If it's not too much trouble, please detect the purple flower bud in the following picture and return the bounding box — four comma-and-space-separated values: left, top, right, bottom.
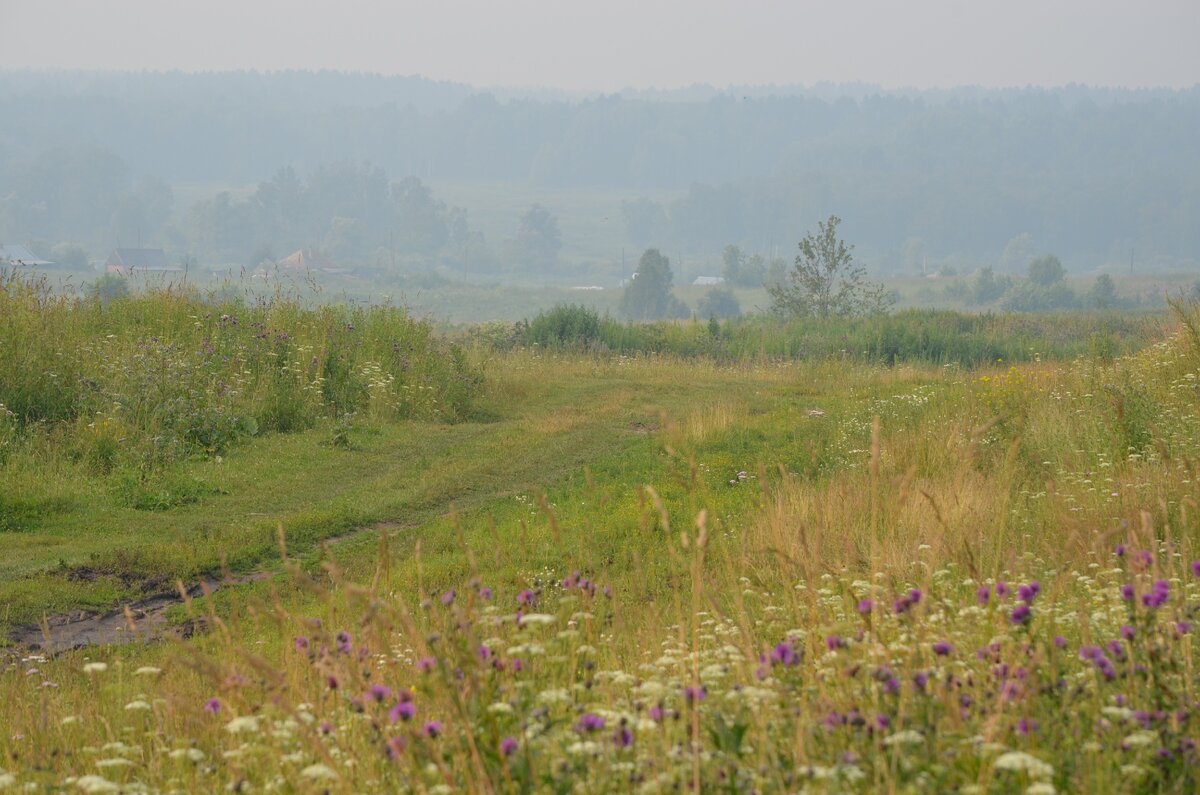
1121, 584, 1135, 601
368, 684, 392, 703
1191, 560, 1200, 578
294, 636, 309, 651
501, 736, 519, 756
649, 704, 665, 722
204, 698, 221, 714
576, 713, 606, 733
976, 586, 990, 604
612, 727, 634, 748
517, 589, 535, 605
1010, 604, 1031, 625
684, 685, 707, 704
857, 598, 874, 614
336, 631, 352, 653
825, 635, 845, 652
424, 721, 442, 738
908, 588, 923, 604
932, 641, 954, 656
1115, 544, 1126, 556
478, 587, 493, 600
441, 590, 456, 606
389, 700, 416, 723
1054, 636, 1067, 648
996, 582, 1010, 599
416, 656, 436, 673
386, 735, 406, 758
1121, 625, 1135, 640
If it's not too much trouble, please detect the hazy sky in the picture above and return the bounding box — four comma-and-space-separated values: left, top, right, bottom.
1, 0, 1197, 91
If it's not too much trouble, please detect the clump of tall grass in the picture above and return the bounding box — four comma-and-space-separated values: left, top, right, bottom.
0, 269, 481, 476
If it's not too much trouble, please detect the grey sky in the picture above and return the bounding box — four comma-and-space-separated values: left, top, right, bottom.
1, 0, 1197, 91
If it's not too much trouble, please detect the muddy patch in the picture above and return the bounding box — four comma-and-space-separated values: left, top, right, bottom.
10, 571, 271, 654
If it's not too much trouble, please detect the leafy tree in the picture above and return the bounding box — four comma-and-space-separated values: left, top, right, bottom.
768, 216, 892, 319
697, 287, 741, 319
512, 204, 562, 271
1087, 273, 1118, 309
50, 242, 89, 269
971, 266, 1012, 304
1028, 255, 1065, 287
619, 248, 687, 320
721, 245, 767, 287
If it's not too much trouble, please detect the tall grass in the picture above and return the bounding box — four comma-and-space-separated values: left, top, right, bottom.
508, 304, 1165, 367
0, 269, 481, 526
2, 305, 1198, 792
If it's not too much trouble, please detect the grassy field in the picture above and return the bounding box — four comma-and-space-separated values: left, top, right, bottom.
2, 274, 1200, 792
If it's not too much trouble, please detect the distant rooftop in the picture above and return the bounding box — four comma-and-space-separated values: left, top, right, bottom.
0, 244, 53, 266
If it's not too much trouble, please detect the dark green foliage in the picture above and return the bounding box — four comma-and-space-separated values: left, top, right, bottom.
619, 249, 689, 321
1028, 255, 1066, 287
525, 304, 603, 348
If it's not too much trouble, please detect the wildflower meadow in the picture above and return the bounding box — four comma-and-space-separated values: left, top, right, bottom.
2, 271, 1199, 793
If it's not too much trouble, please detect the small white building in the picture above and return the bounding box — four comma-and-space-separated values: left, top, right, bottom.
692, 276, 726, 286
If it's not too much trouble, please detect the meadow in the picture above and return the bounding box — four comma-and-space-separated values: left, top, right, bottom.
1, 270, 1199, 793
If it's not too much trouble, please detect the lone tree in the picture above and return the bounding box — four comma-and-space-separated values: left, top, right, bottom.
768, 216, 892, 318
620, 248, 687, 320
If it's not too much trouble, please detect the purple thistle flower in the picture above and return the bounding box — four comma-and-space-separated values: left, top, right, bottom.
857, 598, 874, 614
1115, 543, 1126, 556
976, 586, 990, 604
874, 714, 890, 731
825, 635, 846, 652
1135, 550, 1153, 568
883, 676, 901, 695
612, 727, 634, 748
771, 641, 800, 666
1120, 625, 1136, 640
386, 735, 406, 758
908, 588, 923, 604
441, 589, 456, 606
204, 698, 221, 714
683, 685, 707, 704
1054, 636, 1067, 648
320, 721, 333, 735
649, 704, 665, 722
517, 589, 535, 606
424, 721, 442, 738
501, 736, 519, 756
932, 641, 954, 656
1176, 621, 1193, 636
293, 636, 309, 651
1191, 560, 1200, 578
1010, 604, 1031, 625
327, 675, 340, 690
1079, 645, 1101, 661
368, 684, 392, 703
1018, 582, 1040, 603
913, 671, 930, 692
478, 586, 493, 600
416, 656, 436, 673
1121, 584, 1135, 601
576, 713, 606, 733
995, 581, 1010, 599
1018, 718, 1039, 735
336, 631, 352, 653
389, 699, 417, 723
511, 658, 525, 672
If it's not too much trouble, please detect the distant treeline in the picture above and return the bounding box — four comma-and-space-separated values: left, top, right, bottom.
1, 72, 1198, 270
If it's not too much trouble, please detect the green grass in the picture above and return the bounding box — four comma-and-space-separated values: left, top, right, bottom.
4, 288, 1200, 793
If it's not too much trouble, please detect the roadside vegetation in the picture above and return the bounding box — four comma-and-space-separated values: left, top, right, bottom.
2, 266, 1200, 792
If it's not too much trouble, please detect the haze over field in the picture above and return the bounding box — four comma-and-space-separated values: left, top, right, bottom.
1, 1, 1198, 316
